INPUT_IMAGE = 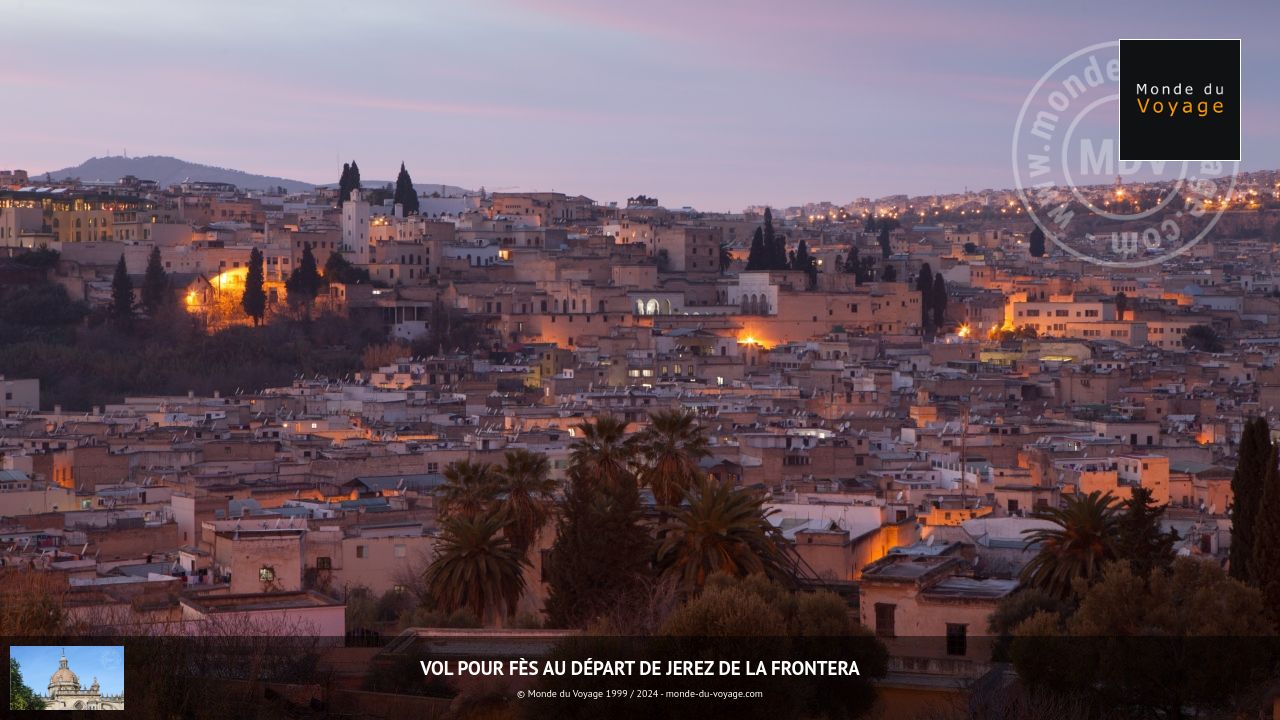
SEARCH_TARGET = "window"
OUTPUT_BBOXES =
[356,545,366,559]
[259,566,275,582]
[316,556,332,570]
[874,603,896,637]
[394,544,406,558]
[946,623,968,656]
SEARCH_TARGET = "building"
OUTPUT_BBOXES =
[42,650,125,711]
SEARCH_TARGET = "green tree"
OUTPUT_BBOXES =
[881,263,897,282]
[1252,443,1280,617]
[1183,324,1224,352]
[241,247,266,326]
[109,253,133,322]
[567,416,637,496]
[393,162,420,215]
[878,224,891,259]
[963,241,978,254]
[323,250,372,285]
[544,470,653,628]
[285,242,323,306]
[1114,486,1177,578]
[718,243,733,273]
[635,409,709,508]
[745,227,766,271]
[1020,491,1120,599]
[141,245,169,314]
[424,510,528,622]
[1231,416,1271,582]
[1115,291,1128,317]
[931,273,948,328]
[495,448,557,554]
[9,657,46,711]
[338,160,362,203]
[1011,560,1276,719]
[1029,225,1046,257]
[916,263,934,329]
[656,478,789,593]
[438,459,500,520]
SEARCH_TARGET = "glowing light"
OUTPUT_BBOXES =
[957,324,972,338]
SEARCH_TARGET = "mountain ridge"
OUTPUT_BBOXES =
[41,156,471,196]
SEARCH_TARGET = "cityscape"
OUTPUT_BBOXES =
[5,2,1280,719]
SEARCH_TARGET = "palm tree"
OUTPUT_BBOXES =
[495,448,557,554]
[438,460,499,519]
[1020,490,1121,599]
[568,416,637,496]
[636,409,710,508]
[656,478,788,593]
[425,510,528,622]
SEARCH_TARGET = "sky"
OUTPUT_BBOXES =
[9,645,126,696]
[3,0,1277,210]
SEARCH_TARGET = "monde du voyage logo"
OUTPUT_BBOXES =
[1012,39,1241,267]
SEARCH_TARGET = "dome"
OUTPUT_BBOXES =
[48,653,80,693]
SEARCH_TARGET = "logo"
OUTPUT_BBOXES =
[1012,41,1240,267]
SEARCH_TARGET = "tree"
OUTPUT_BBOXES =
[1114,486,1177,578]
[424,510,528,622]
[916,263,934,330]
[141,245,169,314]
[635,409,709,508]
[1114,291,1128,318]
[567,416,637,496]
[1252,443,1280,617]
[881,263,897,282]
[338,160,362,203]
[323,250,371,285]
[931,273,948,327]
[438,460,500,520]
[495,449,557,554]
[878,225,891,259]
[544,471,653,628]
[963,241,978,254]
[1029,225,1046,257]
[763,207,786,270]
[656,478,789,594]
[1230,416,1272,582]
[745,227,766,271]
[718,243,733,273]
[1011,560,1276,719]
[1020,491,1120,599]
[285,242,323,306]
[1183,324,1224,352]
[393,162,420,215]
[241,247,266,326]
[9,658,45,711]
[109,253,133,322]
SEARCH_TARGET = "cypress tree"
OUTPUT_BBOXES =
[242,247,266,325]
[141,245,169,314]
[1029,226,1046,257]
[1231,416,1272,582]
[878,225,891,259]
[393,162,420,215]
[746,227,765,271]
[882,263,898,282]
[285,242,323,306]
[109,254,133,321]
[932,274,948,327]
[917,263,934,330]
[349,160,361,195]
[338,162,352,203]
[1253,443,1280,616]
[763,208,784,270]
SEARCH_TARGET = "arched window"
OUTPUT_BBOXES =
[645,299,659,315]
